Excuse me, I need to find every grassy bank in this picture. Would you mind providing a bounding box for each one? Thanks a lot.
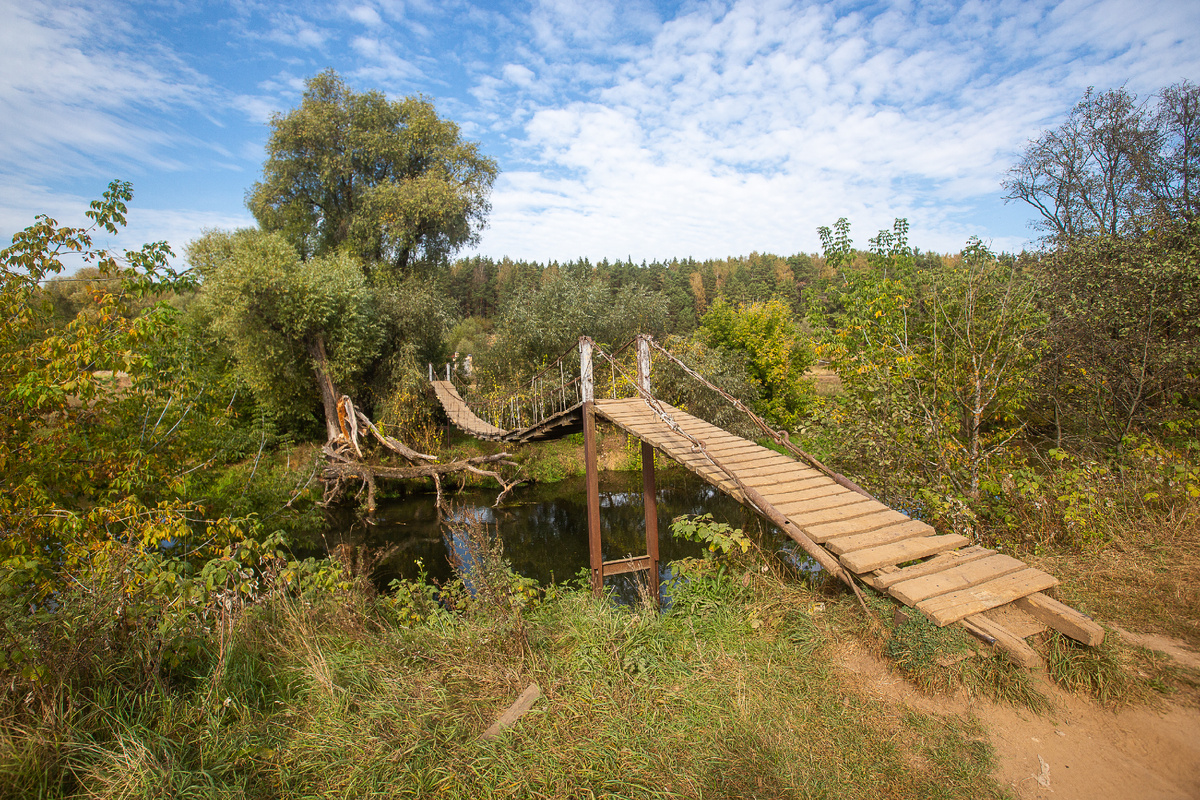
[4,507,1196,798]
[0,556,1002,799]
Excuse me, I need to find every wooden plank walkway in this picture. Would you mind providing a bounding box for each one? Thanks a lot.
[430,380,509,440]
[431,387,1103,660]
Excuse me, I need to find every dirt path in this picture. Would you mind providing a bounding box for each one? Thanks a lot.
[836,640,1200,799]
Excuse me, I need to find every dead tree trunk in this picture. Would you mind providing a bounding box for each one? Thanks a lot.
[307,334,342,442]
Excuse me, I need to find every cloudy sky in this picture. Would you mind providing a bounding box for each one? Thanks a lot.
[2,0,1198,265]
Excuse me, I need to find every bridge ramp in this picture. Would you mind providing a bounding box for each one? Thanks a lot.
[595,398,1097,663]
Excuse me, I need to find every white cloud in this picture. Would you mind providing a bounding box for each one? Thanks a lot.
[347,3,384,27]
[0,2,204,181]
[0,177,254,269]
[469,0,1200,259]
[350,36,424,82]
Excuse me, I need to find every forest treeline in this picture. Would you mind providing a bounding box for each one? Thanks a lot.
[1,71,1198,796]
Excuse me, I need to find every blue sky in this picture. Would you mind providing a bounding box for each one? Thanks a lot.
[3,0,1198,266]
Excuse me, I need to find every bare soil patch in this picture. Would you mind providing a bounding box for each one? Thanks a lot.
[835,640,1200,799]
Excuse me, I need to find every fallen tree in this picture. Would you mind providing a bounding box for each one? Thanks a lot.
[320,395,523,513]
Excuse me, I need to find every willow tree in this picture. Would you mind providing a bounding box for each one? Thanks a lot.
[247,69,498,276]
[190,230,381,440]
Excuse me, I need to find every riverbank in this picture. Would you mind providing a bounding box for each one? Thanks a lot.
[4,498,1196,799]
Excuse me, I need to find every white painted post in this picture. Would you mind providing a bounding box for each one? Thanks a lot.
[636,335,652,397]
[579,337,594,403]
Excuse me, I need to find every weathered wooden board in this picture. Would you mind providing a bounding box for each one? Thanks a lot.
[840,534,969,574]
[980,605,1049,639]
[867,545,994,590]
[888,554,1027,606]
[917,569,1059,627]
[762,483,850,506]
[824,520,932,556]
[1014,592,1105,646]
[774,491,871,516]
[960,615,1044,668]
[805,510,912,542]
[781,500,892,532]
[480,683,542,739]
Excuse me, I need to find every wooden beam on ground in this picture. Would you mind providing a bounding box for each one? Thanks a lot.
[917,568,1059,627]
[480,683,542,739]
[1014,592,1105,646]
[980,605,1049,639]
[960,615,1044,669]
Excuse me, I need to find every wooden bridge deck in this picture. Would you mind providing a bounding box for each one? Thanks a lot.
[431,380,585,442]
[432,385,1102,663]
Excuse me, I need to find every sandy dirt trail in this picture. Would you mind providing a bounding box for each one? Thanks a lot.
[836,631,1200,799]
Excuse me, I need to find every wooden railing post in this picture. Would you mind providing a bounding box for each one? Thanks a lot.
[636,334,651,396]
[580,338,602,595]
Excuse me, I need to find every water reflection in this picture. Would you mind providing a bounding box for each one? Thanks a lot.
[323,469,821,597]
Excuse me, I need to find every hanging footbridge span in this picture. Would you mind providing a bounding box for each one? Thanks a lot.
[430,336,1103,666]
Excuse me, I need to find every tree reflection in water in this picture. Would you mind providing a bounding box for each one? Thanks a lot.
[326,469,822,601]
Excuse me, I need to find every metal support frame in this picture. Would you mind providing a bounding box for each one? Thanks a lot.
[581,338,603,594]
[583,335,661,605]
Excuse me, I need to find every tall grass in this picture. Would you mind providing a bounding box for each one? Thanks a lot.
[0,550,1007,799]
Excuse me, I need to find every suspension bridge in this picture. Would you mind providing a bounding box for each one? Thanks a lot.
[430,336,1104,667]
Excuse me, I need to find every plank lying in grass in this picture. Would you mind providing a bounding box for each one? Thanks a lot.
[480,683,542,740]
[960,615,1044,669]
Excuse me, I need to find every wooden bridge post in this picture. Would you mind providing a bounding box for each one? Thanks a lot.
[636,336,660,606]
[580,338,603,595]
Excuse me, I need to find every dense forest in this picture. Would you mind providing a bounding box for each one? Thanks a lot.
[1,72,1197,797]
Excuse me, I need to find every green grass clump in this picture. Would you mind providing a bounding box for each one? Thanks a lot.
[1044,629,1188,707]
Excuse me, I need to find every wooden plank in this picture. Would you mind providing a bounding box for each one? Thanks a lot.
[824,520,932,556]
[869,546,994,589]
[698,438,766,455]
[760,483,849,505]
[888,554,1026,606]
[714,452,795,472]
[804,509,910,541]
[775,491,871,517]
[1014,592,1105,646]
[917,569,1059,627]
[480,683,542,739]
[743,467,824,487]
[782,495,884,521]
[840,534,969,574]
[730,461,808,480]
[602,555,651,576]
[980,605,1048,639]
[960,616,1044,669]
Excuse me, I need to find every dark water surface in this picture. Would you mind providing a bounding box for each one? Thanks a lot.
[324,469,816,594]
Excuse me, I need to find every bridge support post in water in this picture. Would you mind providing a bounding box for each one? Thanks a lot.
[637,336,661,607]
